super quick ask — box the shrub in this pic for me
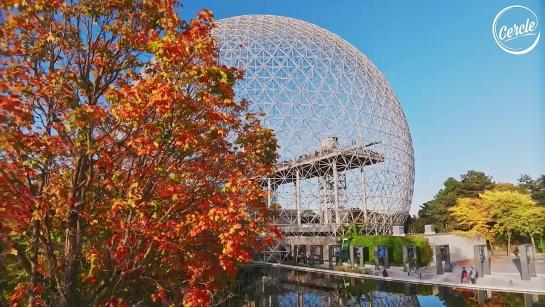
[348,235,432,267]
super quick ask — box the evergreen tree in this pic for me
[418,170,494,232]
[519,174,545,205]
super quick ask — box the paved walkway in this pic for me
[491,255,545,274]
[394,262,545,294]
[251,257,545,294]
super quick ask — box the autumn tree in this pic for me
[511,206,545,252]
[449,197,495,249]
[450,190,539,254]
[0,1,278,305]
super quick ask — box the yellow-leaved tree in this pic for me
[450,189,539,254]
[511,206,545,253]
[450,197,495,249]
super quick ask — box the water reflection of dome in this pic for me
[241,268,421,306]
[214,15,414,235]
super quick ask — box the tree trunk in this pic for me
[28,221,40,306]
[541,236,544,256]
[507,232,511,256]
[60,210,81,307]
[530,234,537,257]
[486,240,495,255]
[59,154,90,306]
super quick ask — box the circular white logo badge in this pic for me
[492,5,540,55]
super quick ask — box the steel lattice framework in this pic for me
[214,15,414,240]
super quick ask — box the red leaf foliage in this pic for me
[0,1,279,305]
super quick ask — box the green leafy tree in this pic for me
[492,182,519,192]
[518,174,545,205]
[495,211,520,255]
[419,170,494,232]
[404,214,428,234]
[484,190,535,255]
[514,206,545,252]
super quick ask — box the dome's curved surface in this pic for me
[214,15,414,234]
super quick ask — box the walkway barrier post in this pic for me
[384,246,390,268]
[374,245,389,269]
[310,245,324,265]
[435,245,443,275]
[519,244,537,280]
[349,245,364,269]
[435,244,451,274]
[329,245,341,269]
[295,245,307,265]
[403,245,418,272]
[374,246,380,270]
[359,246,364,267]
[473,244,490,278]
[350,245,355,268]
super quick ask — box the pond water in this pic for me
[224,267,545,307]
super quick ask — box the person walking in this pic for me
[461,267,468,283]
[470,267,477,284]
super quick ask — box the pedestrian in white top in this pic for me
[470,267,477,284]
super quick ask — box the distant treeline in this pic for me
[406,171,545,254]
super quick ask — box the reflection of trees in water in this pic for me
[229,268,421,306]
[445,288,544,307]
[336,278,421,307]
[225,268,545,307]
[431,286,545,307]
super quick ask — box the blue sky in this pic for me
[182,1,545,214]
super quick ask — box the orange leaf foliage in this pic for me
[0,1,279,305]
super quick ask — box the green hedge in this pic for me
[347,235,432,267]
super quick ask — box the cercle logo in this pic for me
[492,5,540,55]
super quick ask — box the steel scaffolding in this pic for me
[214,15,415,262]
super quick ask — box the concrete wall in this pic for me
[282,233,483,265]
[418,233,485,263]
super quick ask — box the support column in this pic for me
[374,246,380,270]
[295,170,301,226]
[322,178,329,225]
[333,159,340,224]
[361,167,368,226]
[350,245,355,268]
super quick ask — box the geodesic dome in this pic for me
[214,15,414,236]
